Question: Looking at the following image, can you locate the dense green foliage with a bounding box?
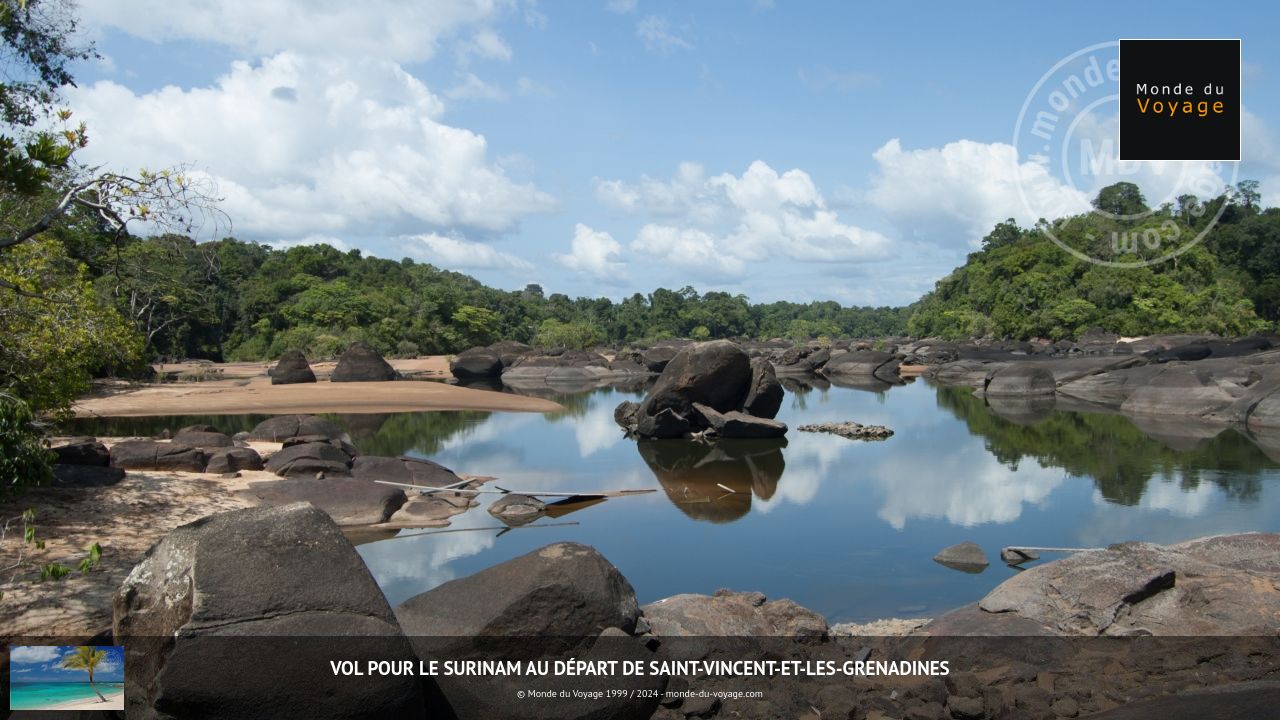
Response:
[53,234,910,362]
[907,182,1276,341]
[0,394,53,496]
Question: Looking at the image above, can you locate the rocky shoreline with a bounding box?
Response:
[47,499,1280,719]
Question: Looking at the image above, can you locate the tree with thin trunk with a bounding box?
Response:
[59,645,108,702]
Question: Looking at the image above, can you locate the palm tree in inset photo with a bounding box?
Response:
[60,646,108,702]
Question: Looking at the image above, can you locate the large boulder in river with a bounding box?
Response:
[268,349,317,385]
[396,542,641,659]
[110,440,209,472]
[742,358,784,419]
[984,363,1056,397]
[331,342,398,382]
[821,350,901,382]
[641,345,678,373]
[450,346,503,379]
[1120,366,1237,418]
[247,414,346,442]
[113,503,424,718]
[350,455,463,488]
[693,403,788,439]
[637,339,752,422]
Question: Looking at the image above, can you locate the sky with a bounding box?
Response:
[60,1,1280,307]
[9,645,125,683]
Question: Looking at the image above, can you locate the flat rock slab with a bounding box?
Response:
[933,541,989,573]
[976,533,1280,636]
[241,478,407,525]
[52,464,126,488]
[1082,682,1280,720]
[110,441,209,472]
[641,589,828,637]
[350,455,462,488]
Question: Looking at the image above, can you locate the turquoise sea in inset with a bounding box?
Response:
[9,682,125,710]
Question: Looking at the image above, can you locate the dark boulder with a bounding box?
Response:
[267,349,317,385]
[1153,341,1214,363]
[172,427,235,448]
[241,478,407,525]
[205,447,264,474]
[450,346,503,380]
[642,345,678,373]
[487,493,547,525]
[638,340,752,422]
[635,407,693,439]
[742,358,784,419]
[52,464,126,488]
[396,542,641,657]
[247,415,346,442]
[110,441,209,472]
[488,340,532,368]
[984,364,1056,397]
[282,434,360,458]
[614,400,641,431]
[113,503,423,718]
[933,541,989,573]
[264,441,355,477]
[51,438,110,466]
[693,403,787,439]
[821,350,899,378]
[331,342,398,382]
[350,455,463,488]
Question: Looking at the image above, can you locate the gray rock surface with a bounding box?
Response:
[51,438,110,466]
[264,441,355,477]
[204,447,264,474]
[742,358,784,419]
[984,363,1056,397]
[933,541,989,573]
[242,478,407,525]
[267,349,317,385]
[113,503,423,718]
[641,589,828,637]
[109,441,209,472]
[331,342,398,382]
[247,414,346,442]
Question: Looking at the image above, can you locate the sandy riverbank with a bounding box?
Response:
[74,355,562,417]
[0,446,272,638]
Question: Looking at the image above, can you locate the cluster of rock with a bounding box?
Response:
[53,413,479,529]
[798,421,894,441]
[267,342,400,385]
[918,332,1280,435]
[449,341,680,394]
[110,504,1280,719]
[613,340,787,439]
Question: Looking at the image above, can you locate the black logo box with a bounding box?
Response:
[1119,38,1241,161]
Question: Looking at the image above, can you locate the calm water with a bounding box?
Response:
[9,682,125,710]
[69,380,1280,623]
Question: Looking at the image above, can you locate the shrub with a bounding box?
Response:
[0,395,53,497]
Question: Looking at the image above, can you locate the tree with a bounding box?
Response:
[1092,182,1148,217]
[59,645,108,702]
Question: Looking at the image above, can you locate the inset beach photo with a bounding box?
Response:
[9,645,124,711]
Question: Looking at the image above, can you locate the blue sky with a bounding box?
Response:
[64,2,1280,306]
[9,645,124,683]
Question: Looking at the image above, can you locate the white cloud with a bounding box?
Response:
[68,53,555,243]
[636,15,692,54]
[867,138,1091,248]
[456,28,513,65]
[556,223,625,277]
[80,0,511,63]
[606,0,638,13]
[601,160,891,279]
[10,646,61,664]
[405,233,533,273]
[447,72,507,101]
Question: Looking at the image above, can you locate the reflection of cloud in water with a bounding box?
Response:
[872,444,1063,529]
[1123,477,1216,518]
[755,433,850,513]
[438,412,539,453]
[1076,474,1280,548]
[358,509,499,602]
[573,401,624,458]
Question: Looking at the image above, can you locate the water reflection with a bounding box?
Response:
[637,439,787,523]
[67,378,1280,621]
